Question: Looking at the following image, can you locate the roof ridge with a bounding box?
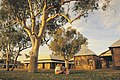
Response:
[75,48,96,56]
[110,39,120,47]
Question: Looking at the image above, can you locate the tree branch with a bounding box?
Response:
[38,1,47,37]
[35,3,54,22]
[46,14,59,22]
[19,45,32,52]
[35,11,41,17]
[45,5,55,13]
[28,0,36,35]
[28,0,34,18]
[16,18,34,38]
[46,12,84,24]
[61,0,80,5]
[61,14,72,23]
[46,13,72,24]
[71,12,84,23]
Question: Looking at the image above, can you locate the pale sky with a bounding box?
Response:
[40,0,120,55]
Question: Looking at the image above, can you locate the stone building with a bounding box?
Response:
[23,54,63,69]
[23,54,74,69]
[109,39,120,69]
[74,44,101,70]
[99,50,112,68]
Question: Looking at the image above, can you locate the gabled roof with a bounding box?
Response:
[74,43,96,56]
[110,39,120,48]
[99,50,112,57]
[74,49,96,56]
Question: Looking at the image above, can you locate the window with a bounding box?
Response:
[88,58,93,66]
[76,60,80,66]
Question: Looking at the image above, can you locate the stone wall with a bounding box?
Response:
[74,55,101,70]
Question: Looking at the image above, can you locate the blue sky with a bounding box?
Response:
[40,0,120,55]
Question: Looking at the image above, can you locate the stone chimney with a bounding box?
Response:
[80,42,88,54]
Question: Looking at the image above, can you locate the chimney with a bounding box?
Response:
[81,42,88,54]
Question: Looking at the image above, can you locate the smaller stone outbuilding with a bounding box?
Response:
[109,39,120,69]
[74,44,101,70]
[99,50,112,68]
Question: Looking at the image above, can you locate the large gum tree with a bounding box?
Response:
[0,0,110,72]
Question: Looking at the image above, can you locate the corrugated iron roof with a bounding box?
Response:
[110,39,120,47]
[74,43,96,56]
[99,50,112,57]
[38,54,63,60]
[74,48,96,56]
[23,54,63,63]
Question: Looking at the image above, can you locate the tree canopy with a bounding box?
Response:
[49,27,87,68]
[0,23,30,71]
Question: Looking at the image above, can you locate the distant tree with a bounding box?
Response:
[11,35,31,71]
[0,0,110,72]
[49,27,87,69]
[0,24,31,71]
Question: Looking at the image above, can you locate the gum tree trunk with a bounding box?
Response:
[6,53,10,71]
[28,37,40,72]
[6,43,10,71]
[65,60,69,69]
[11,51,19,71]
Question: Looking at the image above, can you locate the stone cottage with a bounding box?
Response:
[74,44,101,70]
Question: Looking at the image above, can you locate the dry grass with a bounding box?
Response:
[0,69,120,80]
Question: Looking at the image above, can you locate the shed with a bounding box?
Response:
[99,50,112,68]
